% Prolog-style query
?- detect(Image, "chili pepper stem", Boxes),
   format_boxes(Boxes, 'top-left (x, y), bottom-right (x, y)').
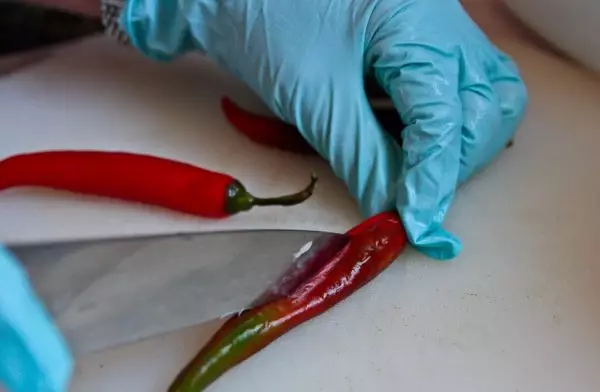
top-left (226, 172), bottom-right (318, 214)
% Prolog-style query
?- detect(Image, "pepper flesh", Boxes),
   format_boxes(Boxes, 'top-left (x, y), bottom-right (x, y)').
top-left (0, 150), bottom-right (317, 218)
top-left (168, 211), bottom-right (407, 391)
top-left (221, 97), bottom-right (317, 155)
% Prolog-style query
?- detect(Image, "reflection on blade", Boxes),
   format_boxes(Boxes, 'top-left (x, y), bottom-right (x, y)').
top-left (12, 230), bottom-right (341, 357)
top-left (250, 233), bottom-right (349, 307)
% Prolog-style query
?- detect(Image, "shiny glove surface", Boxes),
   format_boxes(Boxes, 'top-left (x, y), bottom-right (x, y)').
top-left (0, 245), bottom-right (73, 392)
top-left (121, 0), bottom-right (528, 259)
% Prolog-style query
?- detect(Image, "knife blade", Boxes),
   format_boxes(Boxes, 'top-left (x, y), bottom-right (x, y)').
top-left (10, 230), bottom-right (344, 357)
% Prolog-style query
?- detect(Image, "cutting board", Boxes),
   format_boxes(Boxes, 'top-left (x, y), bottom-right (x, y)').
top-left (70, 37), bottom-right (600, 392)
top-left (0, 36), bottom-right (362, 245)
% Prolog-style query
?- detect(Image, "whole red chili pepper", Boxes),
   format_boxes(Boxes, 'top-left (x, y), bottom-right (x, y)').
top-left (221, 97), bottom-right (318, 156)
top-left (222, 96), bottom-right (515, 152)
top-left (221, 96), bottom-right (409, 154)
top-left (168, 211), bottom-right (407, 391)
top-left (0, 150), bottom-right (317, 218)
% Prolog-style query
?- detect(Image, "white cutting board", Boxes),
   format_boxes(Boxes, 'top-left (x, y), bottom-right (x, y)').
top-left (71, 38), bottom-right (600, 392)
top-left (0, 36), bottom-right (361, 245)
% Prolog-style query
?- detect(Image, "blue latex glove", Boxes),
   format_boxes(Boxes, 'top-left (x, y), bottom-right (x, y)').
top-left (121, 0), bottom-right (528, 259)
top-left (0, 245), bottom-right (73, 392)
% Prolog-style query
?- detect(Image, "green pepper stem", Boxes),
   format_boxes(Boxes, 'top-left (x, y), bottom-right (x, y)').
top-left (225, 173), bottom-right (318, 214)
top-left (251, 172), bottom-right (317, 206)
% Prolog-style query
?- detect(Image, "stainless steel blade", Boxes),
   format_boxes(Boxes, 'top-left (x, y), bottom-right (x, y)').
top-left (11, 230), bottom-right (340, 357)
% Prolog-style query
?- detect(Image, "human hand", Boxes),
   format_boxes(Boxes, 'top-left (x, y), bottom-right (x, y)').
top-left (120, 0), bottom-right (528, 260)
top-left (0, 245), bottom-right (73, 392)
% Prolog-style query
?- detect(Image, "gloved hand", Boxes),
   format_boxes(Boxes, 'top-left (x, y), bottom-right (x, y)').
top-left (120, 0), bottom-right (528, 259)
top-left (0, 245), bottom-right (73, 392)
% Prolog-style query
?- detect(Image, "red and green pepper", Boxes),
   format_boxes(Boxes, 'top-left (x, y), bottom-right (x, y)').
top-left (168, 212), bottom-right (407, 391)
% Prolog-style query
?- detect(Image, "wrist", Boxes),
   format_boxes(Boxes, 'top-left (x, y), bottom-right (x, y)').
top-left (100, 0), bottom-right (129, 45)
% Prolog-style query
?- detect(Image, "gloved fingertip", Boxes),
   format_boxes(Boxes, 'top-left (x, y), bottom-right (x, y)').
top-left (359, 200), bottom-right (396, 221)
top-left (0, 247), bottom-right (74, 392)
top-left (120, 0), bottom-right (190, 63)
top-left (408, 226), bottom-right (463, 261)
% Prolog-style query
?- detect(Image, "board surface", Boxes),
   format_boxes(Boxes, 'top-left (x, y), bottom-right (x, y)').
top-left (64, 37), bottom-right (600, 391)
top-left (0, 36), bottom-right (362, 245)
top-left (3, 33), bottom-right (600, 392)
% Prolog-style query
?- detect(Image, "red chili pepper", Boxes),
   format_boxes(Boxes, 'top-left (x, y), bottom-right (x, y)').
top-left (0, 150), bottom-right (317, 218)
top-left (168, 211), bottom-right (407, 391)
top-left (221, 97), bottom-right (318, 156)
top-left (222, 97), bottom-right (514, 155)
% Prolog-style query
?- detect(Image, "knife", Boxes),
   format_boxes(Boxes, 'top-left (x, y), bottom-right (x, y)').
top-left (4, 78), bottom-right (397, 358)
top-left (10, 229), bottom-right (345, 357)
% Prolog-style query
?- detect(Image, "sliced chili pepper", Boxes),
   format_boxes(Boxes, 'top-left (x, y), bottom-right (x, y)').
top-left (0, 150), bottom-right (317, 218)
top-left (168, 211), bottom-right (407, 391)
top-left (221, 97), bottom-right (318, 155)
top-left (249, 233), bottom-right (351, 307)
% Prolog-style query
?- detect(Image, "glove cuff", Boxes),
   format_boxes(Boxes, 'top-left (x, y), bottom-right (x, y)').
top-left (100, 0), bottom-right (130, 45)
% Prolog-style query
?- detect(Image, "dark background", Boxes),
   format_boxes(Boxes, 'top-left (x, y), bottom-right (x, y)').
top-left (0, 2), bottom-right (101, 55)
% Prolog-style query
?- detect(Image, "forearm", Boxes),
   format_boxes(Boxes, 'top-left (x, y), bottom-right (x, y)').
top-left (23, 0), bottom-right (101, 17)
